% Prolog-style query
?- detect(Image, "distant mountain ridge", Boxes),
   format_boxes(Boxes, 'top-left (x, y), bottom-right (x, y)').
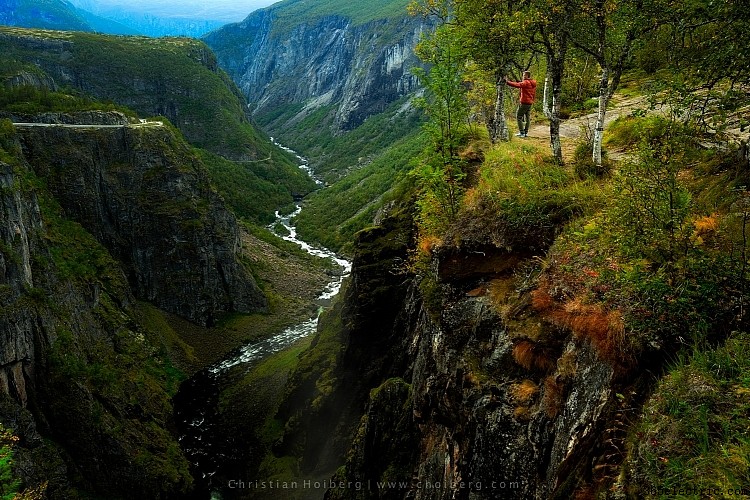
top-left (204, 0), bottom-right (426, 135)
top-left (0, 0), bottom-right (238, 37)
top-left (0, 0), bottom-right (92, 31)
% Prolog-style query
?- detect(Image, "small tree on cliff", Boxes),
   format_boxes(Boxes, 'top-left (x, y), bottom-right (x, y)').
top-left (410, 2), bottom-right (470, 234)
top-left (569, 0), bottom-right (662, 168)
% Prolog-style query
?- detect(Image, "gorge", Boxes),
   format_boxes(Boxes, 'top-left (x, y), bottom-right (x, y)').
top-left (1, 0), bottom-right (750, 499)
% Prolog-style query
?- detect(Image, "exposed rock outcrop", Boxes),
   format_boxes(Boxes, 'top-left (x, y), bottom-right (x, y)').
top-left (280, 203), bottom-right (641, 499)
top-left (205, 11), bottom-right (428, 133)
top-left (16, 115), bottom-right (267, 326)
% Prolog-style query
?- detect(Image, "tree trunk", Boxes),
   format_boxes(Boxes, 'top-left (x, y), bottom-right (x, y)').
top-left (542, 73), bottom-right (553, 119)
top-left (548, 56), bottom-right (565, 165)
top-left (592, 67), bottom-right (610, 167)
top-left (487, 73), bottom-right (510, 143)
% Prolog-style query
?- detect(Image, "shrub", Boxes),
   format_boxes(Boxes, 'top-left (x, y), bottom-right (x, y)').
top-left (625, 332), bottom-right (750, 497)
top-left (0, 425), bottom-right (21, 499)
top-left (605, 122), bottom-right (695, 265)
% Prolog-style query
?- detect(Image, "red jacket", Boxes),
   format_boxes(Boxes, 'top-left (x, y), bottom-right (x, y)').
top-left (507, 78), bottom-right (537, 104)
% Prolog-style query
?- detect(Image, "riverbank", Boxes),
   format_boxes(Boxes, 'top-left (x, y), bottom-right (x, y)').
top-left (151, 224), bottom-right (336, 374)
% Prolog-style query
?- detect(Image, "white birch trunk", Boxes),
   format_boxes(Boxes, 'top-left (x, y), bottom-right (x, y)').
top-left (592, 67), bottom-right (609, 167)
top-left (494, 81), bottom-right (509, 142)
top-left (543, 73), bottom-right (553, 120)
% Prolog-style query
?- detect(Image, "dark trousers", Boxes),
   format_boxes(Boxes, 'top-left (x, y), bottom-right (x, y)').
top-left (517, 103), bottom-right (532, 134)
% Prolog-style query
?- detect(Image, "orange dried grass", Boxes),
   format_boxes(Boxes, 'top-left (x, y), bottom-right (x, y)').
top-left (418, 235), bottom-right (443, 255)
top-left (512, 340), bottom-right (557, 373)
top-left (694, 213), bottom-right (719, 234)
top-left (511, 379), bottom-right (539, 404)
top-left (531, 287), bottom-right (630, 371)
top-left (512, 341), bottom-right (535, 370)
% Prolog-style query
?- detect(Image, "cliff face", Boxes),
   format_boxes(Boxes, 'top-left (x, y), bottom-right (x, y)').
top-left (0, 114), bottom-right (268, 496)
top-left (281, 204), bottom-right (640, 499)
top-left (205, 10), bottom-right (427, 133)
top-left (16, 115), bottom-right (266, 326)
top-left (0, 136), bottom-right (193, 497)
top-left (0, 28), bottom-right (276, 161)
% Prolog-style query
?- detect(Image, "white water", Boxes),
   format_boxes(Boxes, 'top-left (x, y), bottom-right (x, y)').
top-left (176, 141), bottom-right (353, 499)
top-left (207, 141), bottom-right (351, 375)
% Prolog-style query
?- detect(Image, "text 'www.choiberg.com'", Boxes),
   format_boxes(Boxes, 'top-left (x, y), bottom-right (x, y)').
top-left (227, 479), bottom-right (524, 492)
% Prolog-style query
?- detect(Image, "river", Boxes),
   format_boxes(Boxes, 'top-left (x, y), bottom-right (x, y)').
top-left (173, 142), bottom-right (351, 498)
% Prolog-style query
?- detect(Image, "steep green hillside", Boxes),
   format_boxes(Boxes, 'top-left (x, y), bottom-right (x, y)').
top-left (267, 0), bottom-right (410, 32)
top-left (0, 27), bottom-right (317, 223)
top-left (262, 99), bottom-right (423, 253)
top-left (0, 0), bottom-right (92, 32)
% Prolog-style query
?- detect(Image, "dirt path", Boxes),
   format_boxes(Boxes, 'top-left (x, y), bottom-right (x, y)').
top-left (519, 95), bottom-right (649, 161)
top-left (521, 94), bottom-right (748, 163)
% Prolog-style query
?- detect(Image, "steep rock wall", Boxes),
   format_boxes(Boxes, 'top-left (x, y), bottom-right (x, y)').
top-left (205, 12), bottom-right (428, 133)
top-left (0, 146), bottom-right (193, 497)
top-left (285, 207), bottom-right (639, 499)
top-left (16, 116), bottom-right (266, 326)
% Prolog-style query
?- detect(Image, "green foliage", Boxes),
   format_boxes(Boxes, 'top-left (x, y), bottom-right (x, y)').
top-left (0, 425), bottom-right (21, 500)
top-left (573, 141), bottom-right (611, 179)
top-left (0, 83), bottom-right (134, 116)
top-left (665, 0), bottom-right (750, 87)
top-left (573, 123), bottom-right (612, 179)
top-left (412, 154), bottom-right (466, 236)
top-left (0, 28), bottom-right (280, 162)
top-left (626, 332), bottom-right (750, 498)
top-left (544, 117), bottom-right (746, 366)
top-left (412, 22), bottom-right (471, 236)
top-left (36, 191), bottom-right (125, 288)
top-left (294, 130), bottom-right (426, 254)
top-left (269, 0), bottom-right (411, 34)
top-left (196, 149), bottom-right (312, 224)
top-left (468, 141), bottom-right (606, 232)
top-left (0, 120), bottom-right (20, 166)
top-left (604, 114), bottom-right (673, 150)
top-left (606, 121), bottom-right (695, 265)
top-left (561, 54), bottom-right (601, 112)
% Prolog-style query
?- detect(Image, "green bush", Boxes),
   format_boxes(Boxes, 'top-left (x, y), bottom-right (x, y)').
top-left (605, 122), bottom-right (698, 265)
top-left (573, 139), bottom-right (611, 180)
top-left (0, 425), bottom-right (21, 500)
top-left (626, 332), bottom-right (750, 497)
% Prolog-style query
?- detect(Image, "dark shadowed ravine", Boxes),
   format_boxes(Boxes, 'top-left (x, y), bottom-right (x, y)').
top-left (173, 144), bottom-right (351, 499)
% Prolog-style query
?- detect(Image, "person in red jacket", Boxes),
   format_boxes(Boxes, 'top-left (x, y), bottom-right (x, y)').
top-left (506, 71), bottom-right (537, 138)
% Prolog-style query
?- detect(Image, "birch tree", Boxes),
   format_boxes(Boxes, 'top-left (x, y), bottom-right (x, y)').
top-left (571, 0), bottom-right (660, 167)
top-left (454, 0), bottom-right (529, 143)
top-left (532, 0), bottom-right (578, 165)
